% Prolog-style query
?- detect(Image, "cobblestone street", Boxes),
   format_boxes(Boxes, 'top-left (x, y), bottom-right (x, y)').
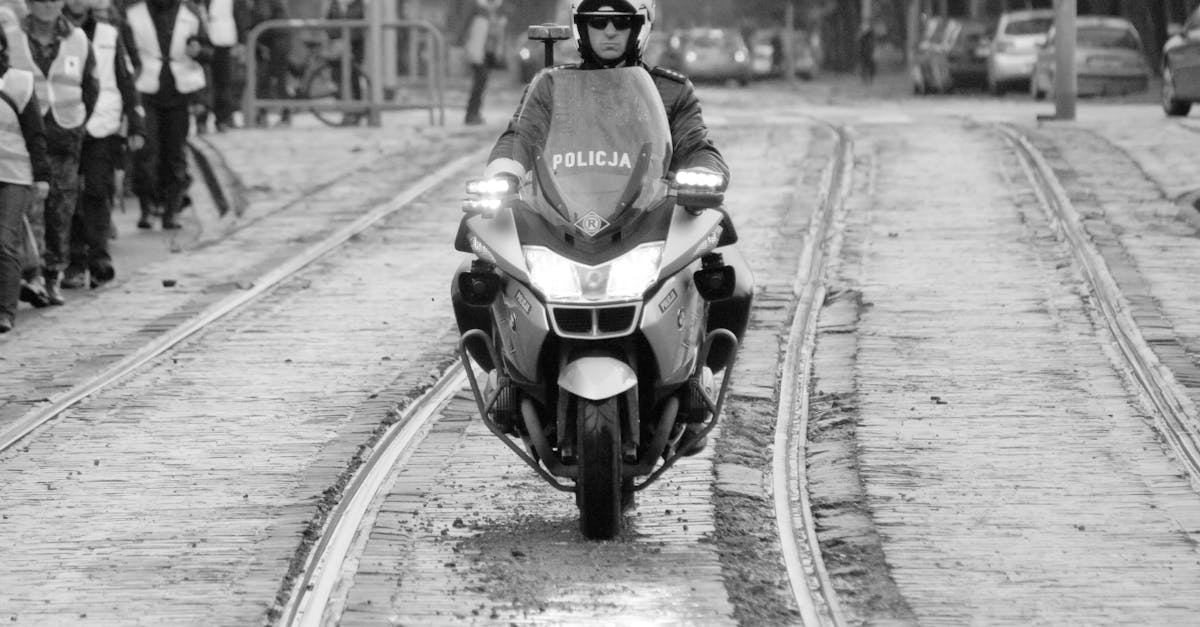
top-left (2, 72), bottom-right (1200, 625)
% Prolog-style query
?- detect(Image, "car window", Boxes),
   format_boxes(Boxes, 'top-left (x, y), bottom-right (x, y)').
top-left (1078, 26), bottom-right (1140, 50)
top-left (1004, 17), bottom-right (1053, 36)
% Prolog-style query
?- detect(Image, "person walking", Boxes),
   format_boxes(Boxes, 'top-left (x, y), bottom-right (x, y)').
top-left (6, 0), bottom-right (98, 306)
top-left (201, 0), bottom-right (243, 131)
top-left (460, 0), bottom-right (506, 126)
top-left (0, 25), bottom-right (51, 331)
top-left (123, 0), bottom-right (210, 230)
top-left (324, 0), bottom-right (363, 126)
top-left (858, 22), bottom-right (875, 85)
top-left (61, 0), bottom-right (143, 289)
top-left (247, 0), bottom-right (285, 126)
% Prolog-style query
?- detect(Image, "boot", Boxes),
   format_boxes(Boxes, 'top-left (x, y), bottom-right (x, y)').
top-left (62, 264), bottom-right (89, 289)
top-left (19, 275), bottom-right (52, 308)
top-left (161, 193), bottom-right (184, 230)
top-left (43, 270), bottom-right (65, 306)
top-left (137, 197), bottom-right (155, 229)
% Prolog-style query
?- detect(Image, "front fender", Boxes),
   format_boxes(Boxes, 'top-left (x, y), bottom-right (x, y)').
top-left (558, 356), bottom-right (637, 401)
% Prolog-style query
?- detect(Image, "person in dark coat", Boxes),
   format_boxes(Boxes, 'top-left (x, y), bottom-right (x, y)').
top-left (247, 0), bottom-right (285, 126)
top-left (452, 0), bottom-right (752, 457)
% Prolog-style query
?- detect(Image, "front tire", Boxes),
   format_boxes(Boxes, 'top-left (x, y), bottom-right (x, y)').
top-left (1163, 65), bottom-right (1192, 117)
top-left (576, 397), bottom-right (623, 540)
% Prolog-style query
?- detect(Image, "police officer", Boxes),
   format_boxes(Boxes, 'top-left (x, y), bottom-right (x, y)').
top-left (454, 0), bottom-right (752, 456)
top-left (62, 0), bottom-right (143, 289)
top-left (6, 0), bottom-right (97, 306)
top-left (0, 23), bottom-right (52, 331)
top-left (123, 0), bottom-right (209, 230)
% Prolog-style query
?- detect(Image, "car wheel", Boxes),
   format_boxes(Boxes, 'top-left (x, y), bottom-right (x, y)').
top-left (988, 76), bottom-right (1005, 96)
top-left (1031, 71), bottom-right (1045, 100)
top-left (1162, 65), bottom-right (1192, 117)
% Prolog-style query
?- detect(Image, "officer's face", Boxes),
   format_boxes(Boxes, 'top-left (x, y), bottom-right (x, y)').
top-left (586, 15), bottom-right (633, 63)
top-left (28, 0), bottom-right (64, 23)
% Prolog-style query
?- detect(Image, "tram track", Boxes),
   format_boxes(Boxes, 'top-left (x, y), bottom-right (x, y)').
top-left (264, 121), bottom-right (855, 625)
top-left (0, 147), bottom-right (490, 456)
top-left (1000, 123), bottom-right (1200, 487)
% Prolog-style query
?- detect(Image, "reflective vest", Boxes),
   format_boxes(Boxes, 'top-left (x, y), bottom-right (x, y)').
top-left (206, 0), bottom-right (236, 47)
top-left (86, 21), bottom-right (123, 137)
top-left (4, 24), bottom-right (90, 129)
top-left (0, 69), bottom-right (35, 185)
top-left (126, 1), bottom-right (206, 95)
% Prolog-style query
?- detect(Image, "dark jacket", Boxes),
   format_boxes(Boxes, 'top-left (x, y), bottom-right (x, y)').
top-left (66, 8), bottom-right (146, 139)
top-left (489, 62), bottom-right (728, 181)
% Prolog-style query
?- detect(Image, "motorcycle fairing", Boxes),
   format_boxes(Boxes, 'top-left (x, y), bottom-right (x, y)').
top-left (493, 279), bottom-right (551, 384)
top-left (640, 267), bottom-right (707, 387)
top-left (524, 68), bottom-right (672, 248)
top-left (464, 207), bottom-right (530, 284)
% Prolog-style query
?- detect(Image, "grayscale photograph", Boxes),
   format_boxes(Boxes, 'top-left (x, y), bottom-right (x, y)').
top-left (2, 0), bottom-right (1200, 624)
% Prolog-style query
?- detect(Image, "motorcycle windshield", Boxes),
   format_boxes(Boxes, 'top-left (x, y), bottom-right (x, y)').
top-left (531, 68), bottom-right (672, 236)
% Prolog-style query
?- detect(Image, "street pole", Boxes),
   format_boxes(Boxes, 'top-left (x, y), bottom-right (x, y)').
top-left (367, 0), bottom-right (386, 127)
top-left (1052, 0), bottom-right (1075, 120)
top-left (783, 0), bottom-right (796, 84)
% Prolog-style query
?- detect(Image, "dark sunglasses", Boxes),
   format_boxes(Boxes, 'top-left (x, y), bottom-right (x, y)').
top-left (582, 15), bottom-right (636, 31)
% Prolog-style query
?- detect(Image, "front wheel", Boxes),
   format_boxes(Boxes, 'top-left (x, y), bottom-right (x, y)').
top-left (1163, 65), bottom-right (1192, 117)
top-left (576, 396), bottom-right (623, 540)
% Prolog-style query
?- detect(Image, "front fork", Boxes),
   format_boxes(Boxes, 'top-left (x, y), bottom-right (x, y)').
top-left (458, 328), bottom-right (739, 493)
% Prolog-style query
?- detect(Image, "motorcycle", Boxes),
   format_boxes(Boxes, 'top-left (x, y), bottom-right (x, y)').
top-left (454, 66), bottom-right (742, 539)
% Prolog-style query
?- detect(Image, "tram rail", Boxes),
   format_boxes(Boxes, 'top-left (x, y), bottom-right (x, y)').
top-left (0, 148), bottom-right (490, 456)
top-left (1000, 123), bottom-right (1200, 486)
top-left (270, 122), bottom-right (856, 625)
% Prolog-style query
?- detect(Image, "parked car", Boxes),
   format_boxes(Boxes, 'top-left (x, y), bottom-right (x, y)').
top-left (986, 9), bottom-right (1055, 95)
top-left (746, 28), bottom-right (817, 80)
top-left (1162, 4), bottom-right (1200, 116)
top-left (661, 28), bottom-right (752, 86)
top-left (917, 18), bottom-right (991, 93)
top-left (1030, 16), bottom-right (1150, 99)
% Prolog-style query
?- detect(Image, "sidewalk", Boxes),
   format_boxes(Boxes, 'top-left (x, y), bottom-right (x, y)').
top-left (4, 79), bottom-right (522, 337)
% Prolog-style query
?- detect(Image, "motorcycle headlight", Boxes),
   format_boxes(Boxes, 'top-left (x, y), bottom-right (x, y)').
top-left (524, 243), bottom-right (664, 302)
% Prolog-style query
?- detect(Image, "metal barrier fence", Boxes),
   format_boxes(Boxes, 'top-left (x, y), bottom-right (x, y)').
top-left (242, 18), bottom-right (446, 127)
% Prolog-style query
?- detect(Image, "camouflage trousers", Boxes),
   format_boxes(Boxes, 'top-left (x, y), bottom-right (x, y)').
top-left (26, 151), bottom-right (81, 276)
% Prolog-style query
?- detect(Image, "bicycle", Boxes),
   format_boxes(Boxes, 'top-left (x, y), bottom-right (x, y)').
top-left (289, 37), bottom-right (372, 127)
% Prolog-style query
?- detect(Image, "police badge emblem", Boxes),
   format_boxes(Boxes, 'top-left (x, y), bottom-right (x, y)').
top-left (575, 211), bottom-right (610, 237)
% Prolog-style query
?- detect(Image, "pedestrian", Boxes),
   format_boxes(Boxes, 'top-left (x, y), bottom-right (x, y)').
top-left (61, 0), bottom-right (144, 289)
top-left (0, 24), bottom-right (52, 331)
top-left (858, 22), bottom-right (875, 85)
top-left (460, 0), bottom-right (506, 126)
top-left (324, 0), bottom-right (363, 126)
top-left (6, 0), bottom-right (98, 306)
top-left (123, 0), bottom-right (210, 231)
top-left (248, 0), bottom-right (285, 126)
top-left (201, 0), bottom-right (244, 131)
